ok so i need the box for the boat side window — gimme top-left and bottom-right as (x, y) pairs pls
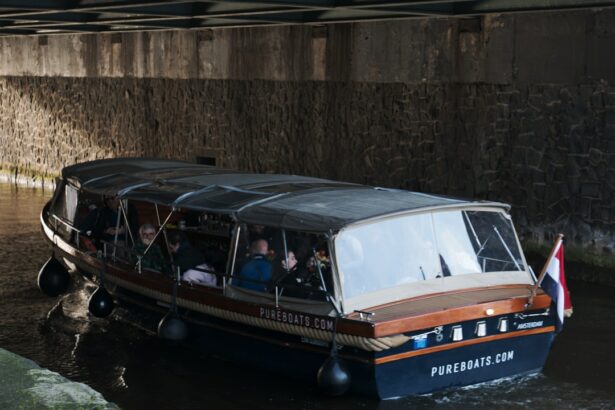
(167, 211), (232, 287)
(72, 192), (139, 258)
(127, 207), (232, 287)
(49, 183), (80, 242)
(48, 179), (66, 218)
(74, 191), (102, 233)
(231, 226), (332, 300)
(272, 231), (332, 302)
(71, 191), (102, 252)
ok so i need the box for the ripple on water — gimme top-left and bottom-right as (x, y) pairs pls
(422, 373), (613, 409)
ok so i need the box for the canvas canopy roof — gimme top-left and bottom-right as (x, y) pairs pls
(62, 158), (509, 232)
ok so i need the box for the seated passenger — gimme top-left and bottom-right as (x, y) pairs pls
(79, 195), (138, 253)
(276, 250), (324, 299)
(235, 239), (272, 292)
(133, 224), (167, 272)
(242, 224), (282, 260)
(167, 231), (206, 276)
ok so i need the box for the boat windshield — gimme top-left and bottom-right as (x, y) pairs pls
(335, 209), (525, 300)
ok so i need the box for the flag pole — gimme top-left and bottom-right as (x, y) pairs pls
(525, 233), (564, 309)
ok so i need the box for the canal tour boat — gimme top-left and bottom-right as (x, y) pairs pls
(38, 158), (558, 399)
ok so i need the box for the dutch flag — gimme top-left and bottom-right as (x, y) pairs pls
(539, 236), (573, 332)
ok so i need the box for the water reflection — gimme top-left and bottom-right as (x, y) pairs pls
(0, 183), (614, 409)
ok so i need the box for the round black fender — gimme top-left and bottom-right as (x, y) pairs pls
(88, 286), (114, 318)
(317, 354), (352, 396)
(157, 312), (188, 342)
(38, 257), (70, 297)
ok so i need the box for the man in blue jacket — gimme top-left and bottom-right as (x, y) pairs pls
(236, 239), (272, 292)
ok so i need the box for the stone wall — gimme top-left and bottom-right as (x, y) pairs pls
(0, 9), (614, 263)
(1, 77), (613, 258)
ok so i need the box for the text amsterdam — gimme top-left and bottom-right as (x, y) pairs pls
(260, 307), (335, 331)
(431, 350), (515, 377)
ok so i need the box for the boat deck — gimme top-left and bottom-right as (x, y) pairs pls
(345, 285), (551, 337)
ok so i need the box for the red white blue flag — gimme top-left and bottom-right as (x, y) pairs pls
(540, 238), (573, 332)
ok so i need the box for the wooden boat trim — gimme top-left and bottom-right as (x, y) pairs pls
(347, 284), (542, 313)
(372, 293), (551, 337)
(374, 326), (556, 365)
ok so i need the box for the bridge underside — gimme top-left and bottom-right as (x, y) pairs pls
(0, 0), (615, 36)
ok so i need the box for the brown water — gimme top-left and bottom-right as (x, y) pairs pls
(1, 183), (614, 409)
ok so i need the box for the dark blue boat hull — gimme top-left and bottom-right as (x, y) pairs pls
(374, 332), (554, 398)
(111, 287), (555, 399)
(181, 312), (554, 399)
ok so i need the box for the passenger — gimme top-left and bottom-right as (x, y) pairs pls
(281, 250), (299, 273)
(167, 231), (206, 276)
(235, 239), (272, 292)
(247, 224), (282, 260)
(79, 194), (138, 250)
(238, 224), (265, 257)
(276, 250), (325, 299)
(133, 224), (168, 273)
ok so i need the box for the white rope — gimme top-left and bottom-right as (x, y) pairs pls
(109, 276), (410, 352)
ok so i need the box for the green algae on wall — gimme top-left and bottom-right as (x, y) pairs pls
(0, 166), (57, 190)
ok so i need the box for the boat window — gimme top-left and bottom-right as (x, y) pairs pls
(335, 209), (525, 301)
(48, 183), (80, 241)
(434, 210), (524, 275)
(336, 213), (440, 300)
(67, 191), (139, 259)
(173, 212), (233, 284)
(230, 225), (331, 301)
(48, 179), (66, 218)
(49, 183), (79, 224)
(128, 207), (232, 286)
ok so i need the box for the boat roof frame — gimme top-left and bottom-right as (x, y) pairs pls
(61, 158), (511, 233)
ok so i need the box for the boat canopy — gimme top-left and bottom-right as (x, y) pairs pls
(61, 158), (509, 232)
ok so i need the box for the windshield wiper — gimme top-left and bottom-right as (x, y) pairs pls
(439, 254), (451, 277)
